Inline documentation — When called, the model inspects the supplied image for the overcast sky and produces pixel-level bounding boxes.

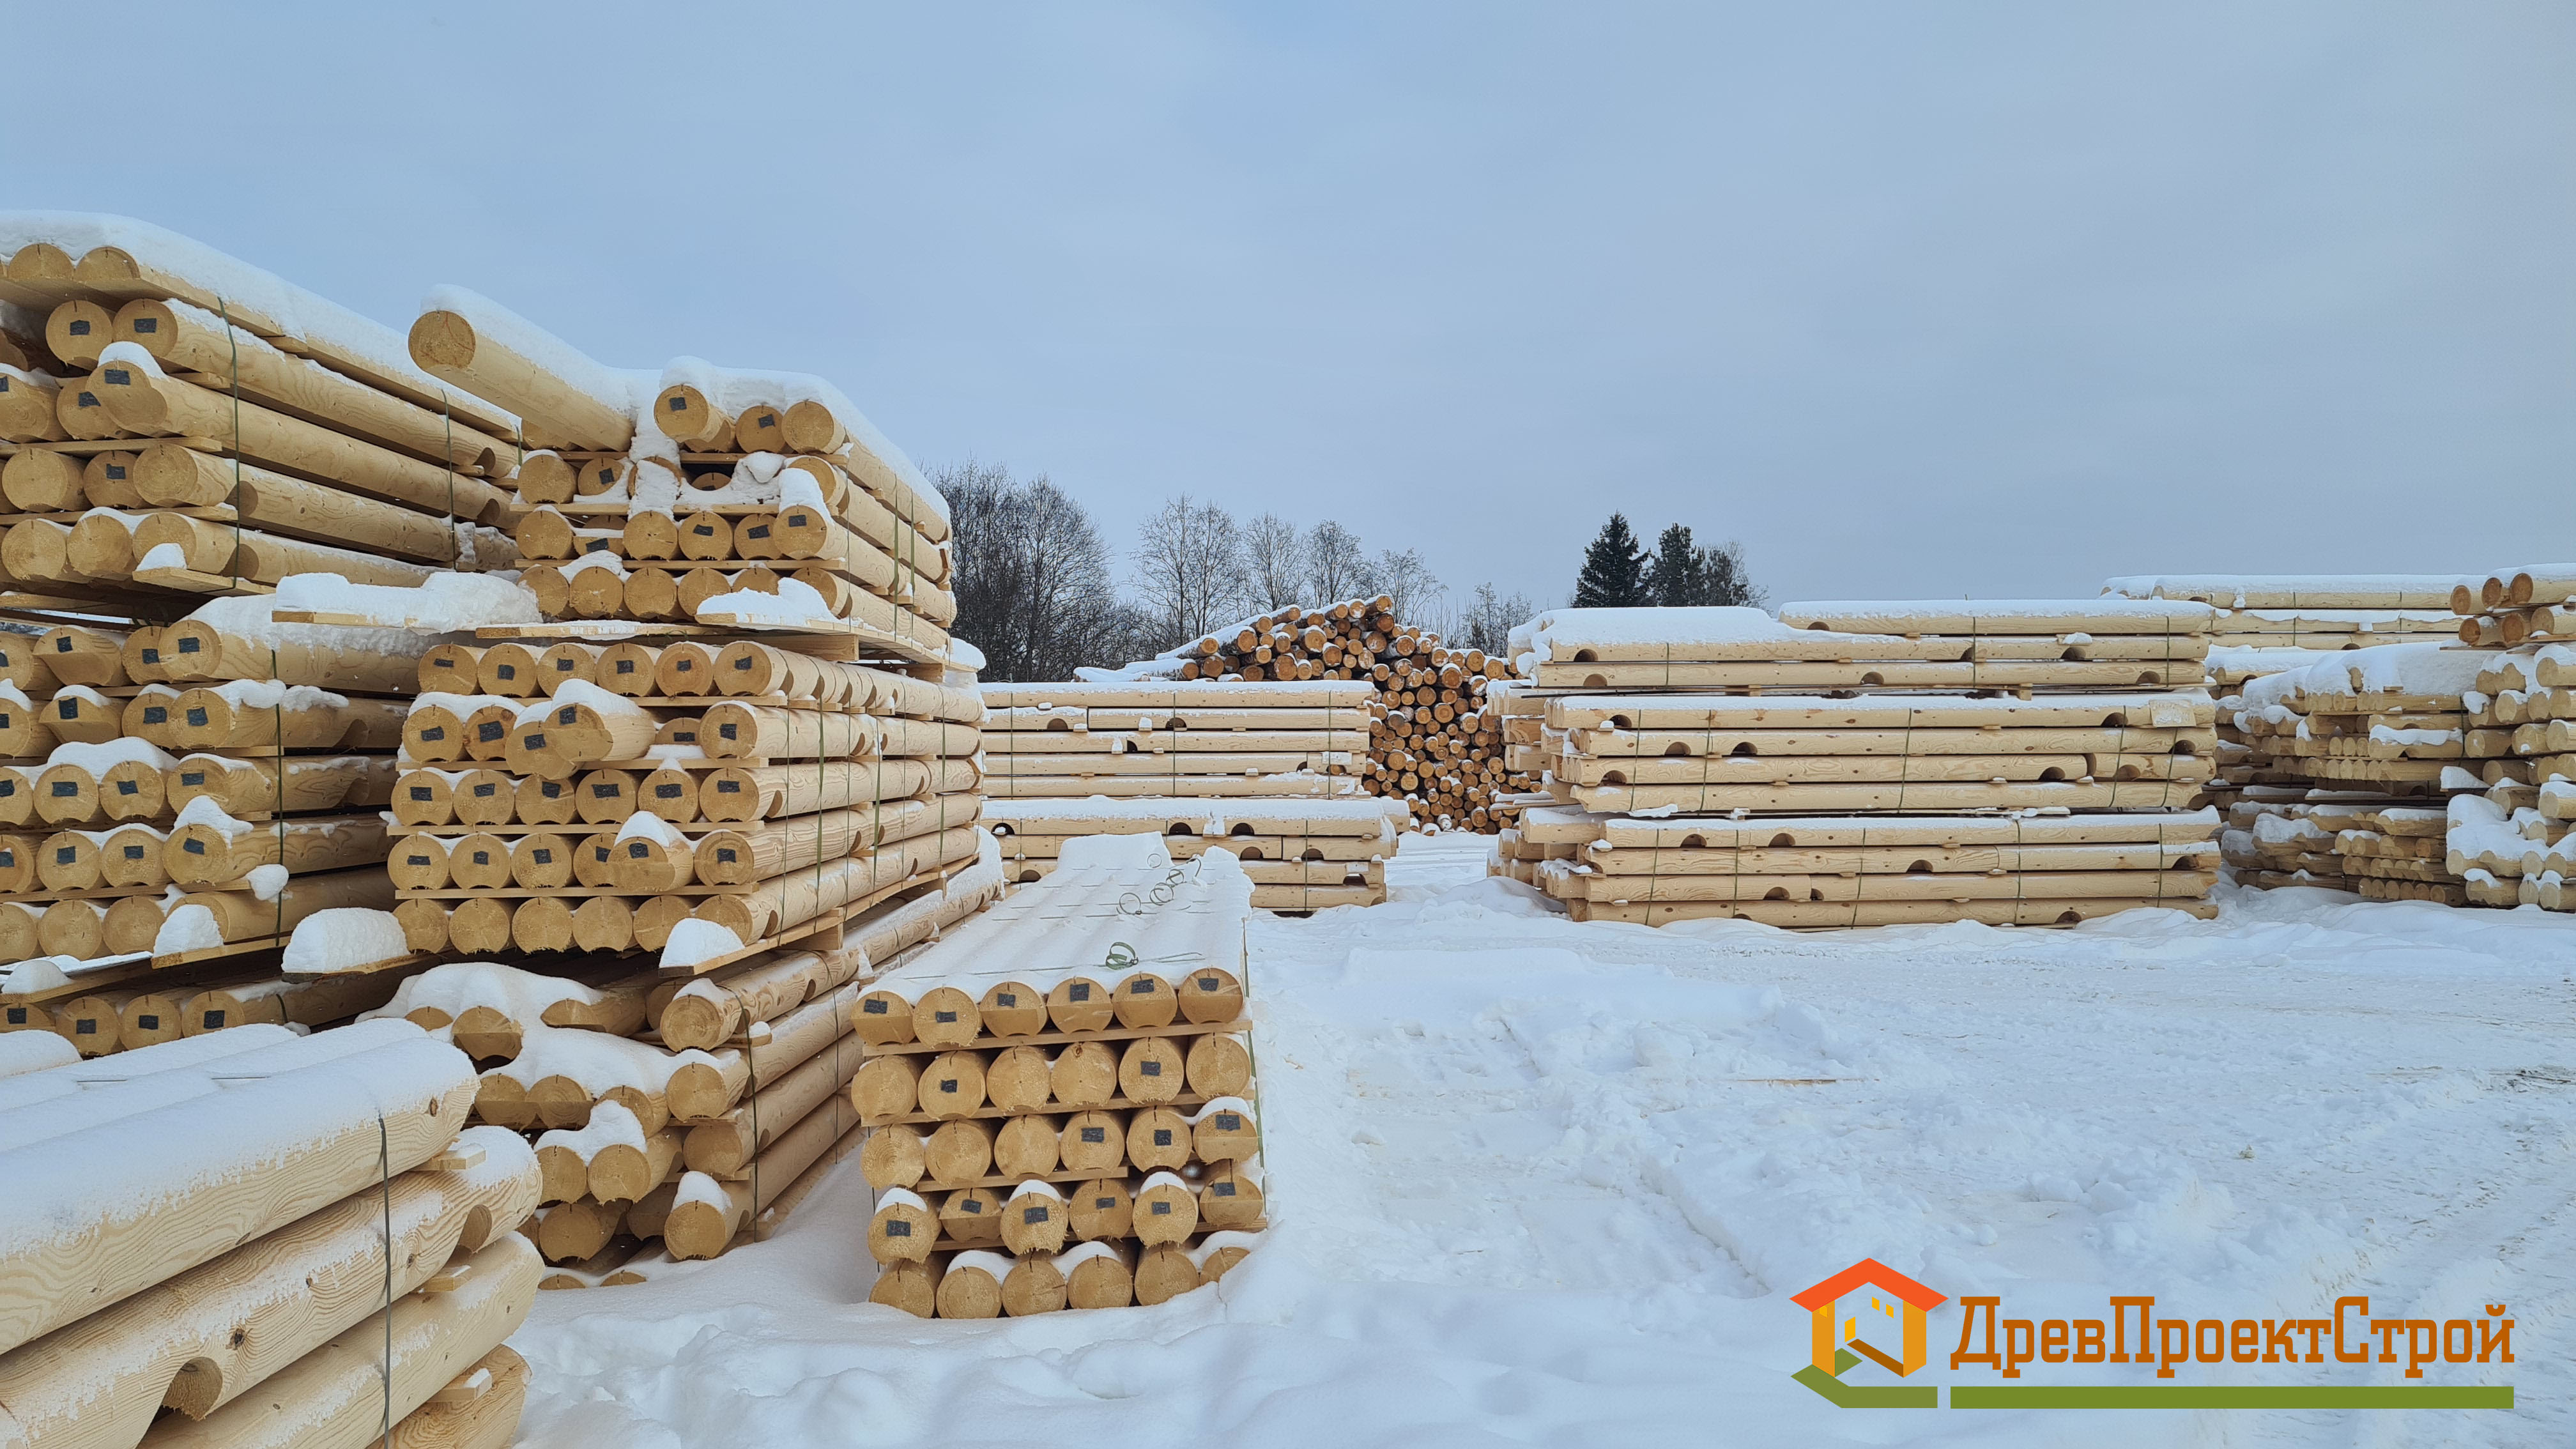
[10,3,2570,610]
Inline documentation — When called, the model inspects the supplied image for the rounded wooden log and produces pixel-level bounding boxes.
[984,1045,1050,1114]
[448,896,514,955]
[1000,1254,1066,1316]
[0,1034,478,1356]
[991,1114,1057,1177]
[158,613,424,693]
[868,1188,938,1264]
[86,363,516,523]
[100,823,170,887]
[937,1188,1003,1245]
[407,310,633,452]
[0,770,34,828]
[533,1199,625,1264]
[566,564,623,621]
[908,987,980,1048]
[451,769,515,827]
[3,519,91,585]
[1045,978,1116,1034]
[594,643,658,696]
[0,450,80,512]
[1046,1041,1117,1110]
[1062,1243,1134,1309]
[0,833,38,893]
[675,510,733,561]
[0,636,60,695]
[1184,1032,1252,1098]
[862,1126,928,1190]
[1111,972,1177,1030]
[477,643,544,697]
[0,903,42,966]
[914,1050,986,1120]
[388,835,450,890]
[175,868,395,945]
[1197,1161,1264,1229]
[870,1257,939,1317]
[33,764,102,827]
[506,897,574,954]
[102,896,170,955]
[850,1055,921,1124]
[852,988,916,1045]
[571,769,639,823]
[620,510,679,560]
[86,450,147,507]
[1195,1101,1260,1162]
[131,445,489,568]
[46,689,125,746]
[569,896,636,954]
[168,813,386,885]
[54,991,134,1056]
[118,990,190,1051]
[443,833,512,890]
[1058,1110,1124,1174]
[1133,1172,1199,1246]
[166,754,392,818]
[933,1253,1003,1319]
[393,898,450,953]
[38,833,105,891]
[116,297,516,475]
[129,513,435,589]
[589,1128,682,1204]
[999,1182,1071,1259]
[917,1116,993,1185]
[652,383,733,448]
[44,299,113,367]
[1175,965,1243,1023]
[516,775,578,825]
[1118,1036,1187,1105]
[1127,1107,1192,1172]
[505,835,574,890]
[36,625,128,687]
[514,452,578,505]
[0,366,68,443]
[1134,1245,1202,1305]
[1068,1179,1133,1243]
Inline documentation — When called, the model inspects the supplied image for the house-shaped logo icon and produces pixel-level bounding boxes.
[1791,1259,1947,1379]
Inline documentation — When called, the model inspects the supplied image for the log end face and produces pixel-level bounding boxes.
[410,310,480,373]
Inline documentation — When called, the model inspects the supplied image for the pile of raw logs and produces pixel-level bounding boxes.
[1493,602,2225,928]
[1158,596,1531,831]
[983,795,1407,910]
[852,837,1262,1316]
[357,861,1005,1282]
[0,1019,542,1448]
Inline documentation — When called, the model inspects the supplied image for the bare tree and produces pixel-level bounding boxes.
[1303,520,1368,604]
[1460,582,1535,656]
[1243,512,1308,610]
[1130,494,1248,651]
[931,459,1134,680]
[1361,547,1444,622]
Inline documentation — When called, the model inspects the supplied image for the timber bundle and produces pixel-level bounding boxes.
[851,839,1264,1317]
[979,679,1371,801]
[1492,603,2227,927]
[0,217,537,1053]
[358,862,1004,1282]
[0,1020,543,1449]
[1158,597,1531,830]
[983,796,1409,910]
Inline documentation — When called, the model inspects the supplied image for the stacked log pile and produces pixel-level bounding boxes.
[979,680,1372,801]
[2451,565,2576,648]
[384,638,987,959]
[983,796,1407,910]
[0,217,532,1020]
[0,1018,543,1448]
[2220,642,2517,903]
[852,838,1262,1317]
[1495,604,2225,928]
[365,856,1006,1282]
[1153,597,1531,830]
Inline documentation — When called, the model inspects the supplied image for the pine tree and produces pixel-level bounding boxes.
[1645,523,1706,607]
[1572,514,1648,608]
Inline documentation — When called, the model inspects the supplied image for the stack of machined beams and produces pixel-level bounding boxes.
[0,215,533,1023]
[851,838,1262,1317]
[983,796,1407,910]
[979,679,1372,802]
[384,635,986,958]
[0,1019,543,1449]
[1139,596,1531,830]
[1495,604,2225,928]
[366,856,1006,1284]
[2104,576,2466,652]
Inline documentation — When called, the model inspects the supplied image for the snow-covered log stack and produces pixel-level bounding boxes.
[1498,605,2225,928]
[2451,565,2576,648]
[1138,596,1533,831]
[384,634,987,959]
[405,290,954,656]
[851,837,1262,1317]
[983,796,1407,910]
[0,1018,544,1448]
[359,855,1006,1284]
[979,680,1372,801]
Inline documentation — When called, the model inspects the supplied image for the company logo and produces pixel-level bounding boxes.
[1790,1263,2515,1411]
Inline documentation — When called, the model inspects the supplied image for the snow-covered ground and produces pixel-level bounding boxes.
[514,834,2574,1447]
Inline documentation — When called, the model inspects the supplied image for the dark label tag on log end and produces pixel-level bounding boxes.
[1080,1127,1105,1142]
[1023,1206,1050,1223]
[1153,1130,1174,1146]
[885,1220,910,1237]
[1140,1061,1161,1076]
[862,999,888,1014]
[1070,983,1091,1001]
[1149,1201,1170,1215]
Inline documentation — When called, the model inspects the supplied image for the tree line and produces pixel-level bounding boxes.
[932,461,1758,681]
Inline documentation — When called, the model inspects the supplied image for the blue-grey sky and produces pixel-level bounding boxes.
[10,3,2570,608]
